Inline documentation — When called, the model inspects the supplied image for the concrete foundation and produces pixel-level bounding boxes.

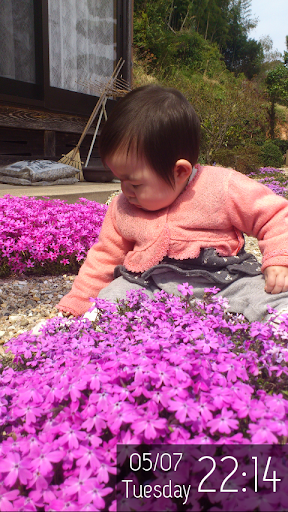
[0,181,121,204]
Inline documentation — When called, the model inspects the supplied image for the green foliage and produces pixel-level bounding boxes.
[133,1,287,171]
[265,64,288,138]
[134,0,264,80]
[222,1,264,78]
[189,0,230,48]
[266,65,288,104]
[133,54,267,167]
[213,144,262,174]
[0,254,81,278]
[0,257,10,277]
[224,33,264,79]
[260,140,284,168]
[134,2,225,77]
[183,76,266,164]
[272,138,288,154]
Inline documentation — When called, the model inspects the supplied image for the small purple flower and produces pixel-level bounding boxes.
[0,452,32,487]
[65,466,99,503]
[132,415,167,439]
[177,282,194,296]
[0,487,19,512]
[208,407,239,434]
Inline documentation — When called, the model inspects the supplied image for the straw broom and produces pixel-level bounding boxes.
[59,59,125,180]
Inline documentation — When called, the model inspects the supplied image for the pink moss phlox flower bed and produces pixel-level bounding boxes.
[0,195,108,275]
[0,167,287,276]
[1,287,288,510]
[248,167,288,198]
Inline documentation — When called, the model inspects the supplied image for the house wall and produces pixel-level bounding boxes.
[0,0,132,169]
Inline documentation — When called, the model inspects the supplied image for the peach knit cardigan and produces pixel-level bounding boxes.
[57,165,288,316]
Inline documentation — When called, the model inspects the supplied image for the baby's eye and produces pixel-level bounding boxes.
[132,184,141,188]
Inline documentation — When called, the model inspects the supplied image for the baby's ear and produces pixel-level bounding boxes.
[174,159,193,183]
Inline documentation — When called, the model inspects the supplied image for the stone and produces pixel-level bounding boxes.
[27,300,37,306]
[9,315,21,322]
[20,319,29,327]
[0,272,75,345]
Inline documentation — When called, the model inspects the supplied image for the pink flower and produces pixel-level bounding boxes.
[208,407,239,434]
[178,282,194,296]
[65,466,99,503]
[78,480,113,508]
[75,445,101,471]
[30,444,63,476]
[0,452,32,487]
[132,415,167,439]
[168,398,199,423]
[248,420,279,443]
[60,259,70,265]
[57,423,86,449]
[13,402,43,425]
[96,461,117,484]
[0,487,19,512]
[2,280,288,509]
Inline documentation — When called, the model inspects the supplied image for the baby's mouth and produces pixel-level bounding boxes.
[129,199,142,209]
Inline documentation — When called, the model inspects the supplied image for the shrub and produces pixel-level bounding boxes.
[272,138,288,155]
[213,144,262,174]
[260,141,284,168]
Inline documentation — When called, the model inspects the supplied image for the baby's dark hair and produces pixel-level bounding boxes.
[99,84,200,187]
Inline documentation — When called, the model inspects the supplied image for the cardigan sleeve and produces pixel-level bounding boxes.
[57,197,134,316]
[226,171,288,271]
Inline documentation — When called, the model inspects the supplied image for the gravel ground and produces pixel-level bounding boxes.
[0,235,262,357]
[0,274,75,356]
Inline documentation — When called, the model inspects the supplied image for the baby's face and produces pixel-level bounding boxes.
[106,151,188,211]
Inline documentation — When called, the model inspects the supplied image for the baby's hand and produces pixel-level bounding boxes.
[264,266,288,294]
[58,311,74,318]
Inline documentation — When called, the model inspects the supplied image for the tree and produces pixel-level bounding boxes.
[260,36,282,65]
[133,0,225,76]
[265,64,288,139]
[133,0,264,79]
[222,0,264,78]
[170,74,266,164]
[284,35,288,65]
[166,0,195,32]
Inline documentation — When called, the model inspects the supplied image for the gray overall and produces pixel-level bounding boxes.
[98,247,288,323]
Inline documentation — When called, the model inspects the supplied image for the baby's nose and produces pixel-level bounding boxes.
[121,181,134,197]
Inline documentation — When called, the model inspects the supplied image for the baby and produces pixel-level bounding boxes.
[57,84,288,323]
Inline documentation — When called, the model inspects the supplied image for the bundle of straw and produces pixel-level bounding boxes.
[59,59,127,178]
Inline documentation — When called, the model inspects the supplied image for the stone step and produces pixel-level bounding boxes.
[0,180,121,204]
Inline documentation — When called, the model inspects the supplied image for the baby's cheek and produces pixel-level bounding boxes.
[122,182,134,196]
[137,190,148,200]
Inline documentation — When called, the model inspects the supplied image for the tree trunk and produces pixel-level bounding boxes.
[268,99,276,139]
[205,12,210,40]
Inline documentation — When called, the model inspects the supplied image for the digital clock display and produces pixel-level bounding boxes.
[116,444,288,511]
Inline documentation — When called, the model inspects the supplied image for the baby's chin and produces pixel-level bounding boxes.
[134,204,165,212]
[127,197,162,212]
[132,204,151,212]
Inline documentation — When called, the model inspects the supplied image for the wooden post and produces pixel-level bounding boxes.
[44,130,56,158]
